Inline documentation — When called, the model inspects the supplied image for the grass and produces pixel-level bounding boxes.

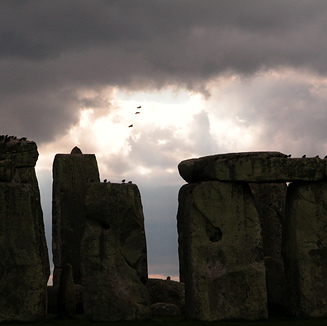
[2,315,327,326]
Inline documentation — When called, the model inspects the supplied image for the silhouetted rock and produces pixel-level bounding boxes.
[0,139,49,322]
[52,148,100,285]
[178,152,325,183]
[177,181,267,321]
[250,183,288,312]
[47,285,84,315]
[283,181,327,317]
[57,263,76,318]
[81,182,150,321]
[150,302,181,317]
[146,279,185,312]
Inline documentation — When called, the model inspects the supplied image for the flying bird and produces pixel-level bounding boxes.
[135,111,140,114]
[137,106,141,108]
[302,155,306,158]
[128,124,133,128]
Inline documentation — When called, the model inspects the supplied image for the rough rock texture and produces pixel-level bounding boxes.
[250,183,288,312]
[0,137,49,323]
[81,182,150,321]
[283,181,327,317]
[146,279,185,312]
[52,147,100,285]
[177,181,268,321]
[47,285,83,315]
[178,152,326,183]
[57,263,76,318]
[150,303,181,317]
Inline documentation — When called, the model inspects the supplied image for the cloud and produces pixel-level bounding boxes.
[2,1,327,144]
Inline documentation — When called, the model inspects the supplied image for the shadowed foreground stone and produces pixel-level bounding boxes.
[283,181,327,317]
[81,182,150,321]
[146,279,185,312]
[250,183,288,312]
[0,184,48,322]
[0,138,49,323]
[178,152,326,183]
[57,263,76,318]
[52,147,100,285]
[177,181,267,321]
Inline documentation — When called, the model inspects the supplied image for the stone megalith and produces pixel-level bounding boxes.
[57,263,76,319]
[52,147,100,285]
[178,152,325,183]
[250,183,288,312]
[177,181,268,321]
[0,137,49,322]
[81,182,150,321]
[283,181,327,317]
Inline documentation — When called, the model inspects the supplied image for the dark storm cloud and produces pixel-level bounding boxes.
[2,0,327,141]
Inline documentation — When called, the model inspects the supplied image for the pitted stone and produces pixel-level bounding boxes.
[177,181,267,321]
[178,152,325,183]
[0,184,48,322]
[81,182,150,321]
[283,181,327,317]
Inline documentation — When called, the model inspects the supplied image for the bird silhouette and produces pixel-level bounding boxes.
[302,155,306,158]
[137,106,141,108]
[315,155,320,158]
[104,179,107,183]
[128,181,132,184]
[324,155,327,159]
[128,124,133,128]
[286,154,291,158]
[122,179,125,183]
[135,111,140,114]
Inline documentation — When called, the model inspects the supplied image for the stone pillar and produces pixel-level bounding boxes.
[52,147,100,285]
[0,137,49,322]
[177,181,267,321]
[81,182,150,321]
[283,181,327,317]
[250,183,288,312]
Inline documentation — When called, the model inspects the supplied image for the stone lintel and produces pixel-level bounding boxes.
[178,152,326,183]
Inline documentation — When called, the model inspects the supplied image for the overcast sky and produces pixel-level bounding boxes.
[2,1,327,281]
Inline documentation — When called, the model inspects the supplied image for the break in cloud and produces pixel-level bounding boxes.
[3,1,327,279]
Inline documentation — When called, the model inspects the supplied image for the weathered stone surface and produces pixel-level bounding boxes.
[177,181,267,321]
[0,159,13,182]
[47,285,84,315]
[146,279,185,311]
[178,152,326,183]
[283,181,327,317]
[0,184,48,322]
[250,183,288,311]
[0,137,38,167]
[57,263,76,318]
[81,182,150,321]
[150,303,181,317]
[52,148,100,285]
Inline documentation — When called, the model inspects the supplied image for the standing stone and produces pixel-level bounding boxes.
[57,263,76,318]
[52,147,100,285]
[283,181,327,317]
[250,183,288,312]
[81,182,150,321]
[177,181,267,321]
[0,137,49,322]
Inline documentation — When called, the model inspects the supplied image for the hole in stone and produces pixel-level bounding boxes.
[206,221,222,242]
[100,221,111,230]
